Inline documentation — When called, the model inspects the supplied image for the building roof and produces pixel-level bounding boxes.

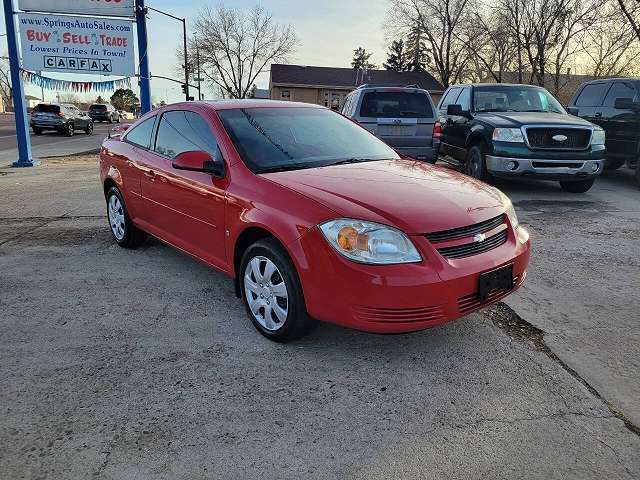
[271,64,445,92]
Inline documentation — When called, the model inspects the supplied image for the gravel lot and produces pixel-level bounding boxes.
[1,157,639,479]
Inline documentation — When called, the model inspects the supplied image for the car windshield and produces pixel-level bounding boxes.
[473,87,566,114]
[360,91,433,118]
[218,107,400,173]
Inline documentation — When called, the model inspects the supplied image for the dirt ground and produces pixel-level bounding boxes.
[1,156,639,479]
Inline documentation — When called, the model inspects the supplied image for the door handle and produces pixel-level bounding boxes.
[144,170,156,181]
[594,112,602,118]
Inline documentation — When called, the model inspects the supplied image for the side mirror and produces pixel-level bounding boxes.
[614,97,640,110]
[566,106,579,116]
[172,151,224,177]
[447,104,468,117]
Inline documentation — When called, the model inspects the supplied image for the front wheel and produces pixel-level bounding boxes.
[560,178,595,193]
[85,122,94,135]
[106,187,147,248]
[604,158,625,170]
[465,144,492,182]
[240,239,315,342]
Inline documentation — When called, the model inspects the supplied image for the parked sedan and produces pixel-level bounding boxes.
[100,101,530,341]
[30,103,93,136]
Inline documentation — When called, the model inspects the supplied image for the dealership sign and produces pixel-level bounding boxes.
[18,0,135,18]
[18,13,135,76]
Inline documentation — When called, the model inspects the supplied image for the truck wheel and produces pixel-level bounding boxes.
[604,158,625,170]
[560,178,595,193]
[465,144,492,182]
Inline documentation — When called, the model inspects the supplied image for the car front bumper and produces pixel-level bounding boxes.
[486,155,605,180]
[290,223,531,334]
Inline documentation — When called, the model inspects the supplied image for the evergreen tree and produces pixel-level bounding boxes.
[405,26,428,72]
[383,40,407,71]
[351,47,377,70]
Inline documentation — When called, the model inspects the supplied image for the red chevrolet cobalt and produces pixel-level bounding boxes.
[100,101,530,341]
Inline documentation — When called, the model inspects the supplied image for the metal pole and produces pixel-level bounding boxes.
[3,0,36,167]
[135,0,152,114]
[182,19,189,101]
[196,41,201,100]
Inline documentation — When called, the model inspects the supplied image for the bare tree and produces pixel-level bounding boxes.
[459,9,517,82]
[386,0,474,87]
[618,0,640,41]
[0,56,12,112]
[186,5,298,99]
[582,4,640,76]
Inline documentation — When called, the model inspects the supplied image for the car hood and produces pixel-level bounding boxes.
[476,111,595,128]
[262,159,507,234]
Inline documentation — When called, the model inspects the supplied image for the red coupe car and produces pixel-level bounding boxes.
[100,100,530,341]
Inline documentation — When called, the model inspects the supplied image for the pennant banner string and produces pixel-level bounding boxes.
[20,69,132,93]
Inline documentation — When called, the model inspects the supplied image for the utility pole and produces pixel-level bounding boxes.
[196,40,202,100]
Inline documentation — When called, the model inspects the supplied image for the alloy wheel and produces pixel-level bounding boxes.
[108,195,126,240]
[244,256,289,331]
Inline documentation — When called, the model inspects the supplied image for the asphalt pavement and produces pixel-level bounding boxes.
[0,157,638,479]
[0,114,129,165]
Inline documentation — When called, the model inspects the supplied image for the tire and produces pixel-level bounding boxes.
[85,122,94,135]
[32,127,42,135]
[560,178,595,193]
[106,186,147,248]
[635,161,640,188]
[240,238,315,342]
[108,116,113,124]
[604,158,626,170]
[465,144,492,182]
[65,123,74,137]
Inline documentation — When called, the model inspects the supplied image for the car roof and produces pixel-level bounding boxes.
[150,99,327,112]
[580,77,640,85]
[353,85,429,93]
[448,83,548,88]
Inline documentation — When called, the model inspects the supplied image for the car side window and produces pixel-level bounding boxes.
[575,83,608,107]
[457,88,471,111]
[154,110,222,161]
[604,82,636,107]
[124,116,156,149]
[439,87,462,111]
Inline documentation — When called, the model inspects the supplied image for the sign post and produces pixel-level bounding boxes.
[135,0,151,114]
[3,0,36,167]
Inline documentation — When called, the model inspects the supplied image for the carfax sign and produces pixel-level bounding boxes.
[18,0,135,18]
[18,13,135,76]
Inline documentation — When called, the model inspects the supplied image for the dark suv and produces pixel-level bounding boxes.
[341,85,440,162]
[568,78,640,185]
[438,83,605,193]
[30,103,94,137]
[89,103,120,123]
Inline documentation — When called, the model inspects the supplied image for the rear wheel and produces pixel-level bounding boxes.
[106,186,147,248]
[65,123,75,137]
[604,158,626,170]
[240,238,315,342]
[560,178,595,193]
[635,160,640,188]
[32,127,42,135]
[465,144,492,182]
[85,122,94,135]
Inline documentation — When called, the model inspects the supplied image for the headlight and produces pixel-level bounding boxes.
[493,128,524,143]
[591,128,605,145]
[319,219,422,264]
[504,199,519,229]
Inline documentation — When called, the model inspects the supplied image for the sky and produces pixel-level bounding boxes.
[1,0,391,105]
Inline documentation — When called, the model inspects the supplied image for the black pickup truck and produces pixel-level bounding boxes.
[437,83,606,193]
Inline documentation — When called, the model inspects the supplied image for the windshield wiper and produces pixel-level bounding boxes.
[257,163,314,174]
[325,158,380,167]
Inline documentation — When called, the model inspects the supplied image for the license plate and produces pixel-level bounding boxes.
[478,264,513,302]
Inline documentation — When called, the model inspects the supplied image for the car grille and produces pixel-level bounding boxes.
[436,230,508,259]
[424,215,504,243]
[457,274,520,315]
[352,305,445,324]
[525,127,591,150]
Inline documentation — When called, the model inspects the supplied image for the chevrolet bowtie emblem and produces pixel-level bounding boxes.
[473,233,486,243]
